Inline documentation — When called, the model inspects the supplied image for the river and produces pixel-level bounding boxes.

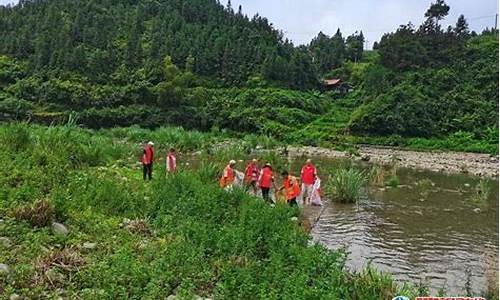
[302,158,499,296]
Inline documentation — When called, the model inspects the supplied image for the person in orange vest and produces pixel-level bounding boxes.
[258,163,274,203]
[142,141,155,181]
[219,160,236,189]
[300,159,317,205]
[279,171,301,207]
[244,159,260,195]
[166,148,177,175]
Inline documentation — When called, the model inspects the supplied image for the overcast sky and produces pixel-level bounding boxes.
[1,0,498,48]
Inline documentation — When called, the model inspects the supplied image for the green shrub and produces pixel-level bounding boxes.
[327,168,366,203]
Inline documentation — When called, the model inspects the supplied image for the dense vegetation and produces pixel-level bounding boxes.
[0,0,498,154]
[0,0,322,89]
[0,123,424,299]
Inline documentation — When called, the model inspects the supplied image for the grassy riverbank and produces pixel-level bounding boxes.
[0,123,429,299]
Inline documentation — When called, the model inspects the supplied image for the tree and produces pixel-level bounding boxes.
[346,31,364,62]
[331,29,346,69]
[378,23,427,70]
[455,14,469,37]
[310,31,336,74]
[163,55,179,82]
[424,0,450,31]
[185,54,195,73]
[289,46,318,90]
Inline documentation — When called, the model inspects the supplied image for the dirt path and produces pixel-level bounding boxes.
[287,145,499,178]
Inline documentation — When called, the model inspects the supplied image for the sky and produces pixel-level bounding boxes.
[0,0,498,49]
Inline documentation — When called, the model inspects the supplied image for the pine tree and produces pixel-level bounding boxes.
[455,14,469,37]
[424,0,450,31]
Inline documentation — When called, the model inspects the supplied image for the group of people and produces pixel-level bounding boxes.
[220,158,322,207]
[140,142,322,207]
[141,142,177,180]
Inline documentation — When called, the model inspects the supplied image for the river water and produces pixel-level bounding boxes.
[302,158,499,296]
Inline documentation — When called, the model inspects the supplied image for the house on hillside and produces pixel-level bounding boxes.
[323,78,352,94]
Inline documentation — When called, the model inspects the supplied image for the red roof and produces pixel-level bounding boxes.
[324,79,341,86]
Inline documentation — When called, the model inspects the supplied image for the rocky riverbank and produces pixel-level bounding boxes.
[287,145,499,178]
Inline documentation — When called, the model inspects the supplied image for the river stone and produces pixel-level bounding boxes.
[464,183,471,188]
[51,222,69,236]
[9,294,21,300]
[473,208,481,214]
[0,237,12,247]
[83,242,97,250]
[0,263,11,275]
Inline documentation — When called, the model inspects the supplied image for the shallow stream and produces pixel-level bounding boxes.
[305,157,499,295]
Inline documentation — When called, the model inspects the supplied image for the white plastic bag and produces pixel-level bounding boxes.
[310,178,323,206]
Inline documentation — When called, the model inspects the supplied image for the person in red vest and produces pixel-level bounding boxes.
[258,163,274,203]
[219,160,236,189]
[244,159,260,195]
[279,171,301,207]
[166,148,177,175]
[142,141,155,181]
[300,159,317,205]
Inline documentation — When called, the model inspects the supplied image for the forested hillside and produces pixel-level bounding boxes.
[0,0,498,153]
[0,0,320,89]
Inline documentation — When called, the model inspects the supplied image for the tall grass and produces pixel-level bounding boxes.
[472,179,492,203]
[0,123,419,299]
[327,167,366,203]
[369,164,386,187]
[102,125,214,152]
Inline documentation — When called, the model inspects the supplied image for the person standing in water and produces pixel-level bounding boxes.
[258,163,274,203]
[166,148,177,175]
[300,159,317,205]
[142,141,154,181]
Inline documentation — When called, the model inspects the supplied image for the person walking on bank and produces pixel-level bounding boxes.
[279,171,301,207]
[219,160,236,189]
[245,159,260,195]
[166,148,177,175]
[300,159,317,205]
[142,141,155,181]
[258,163,274,203]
